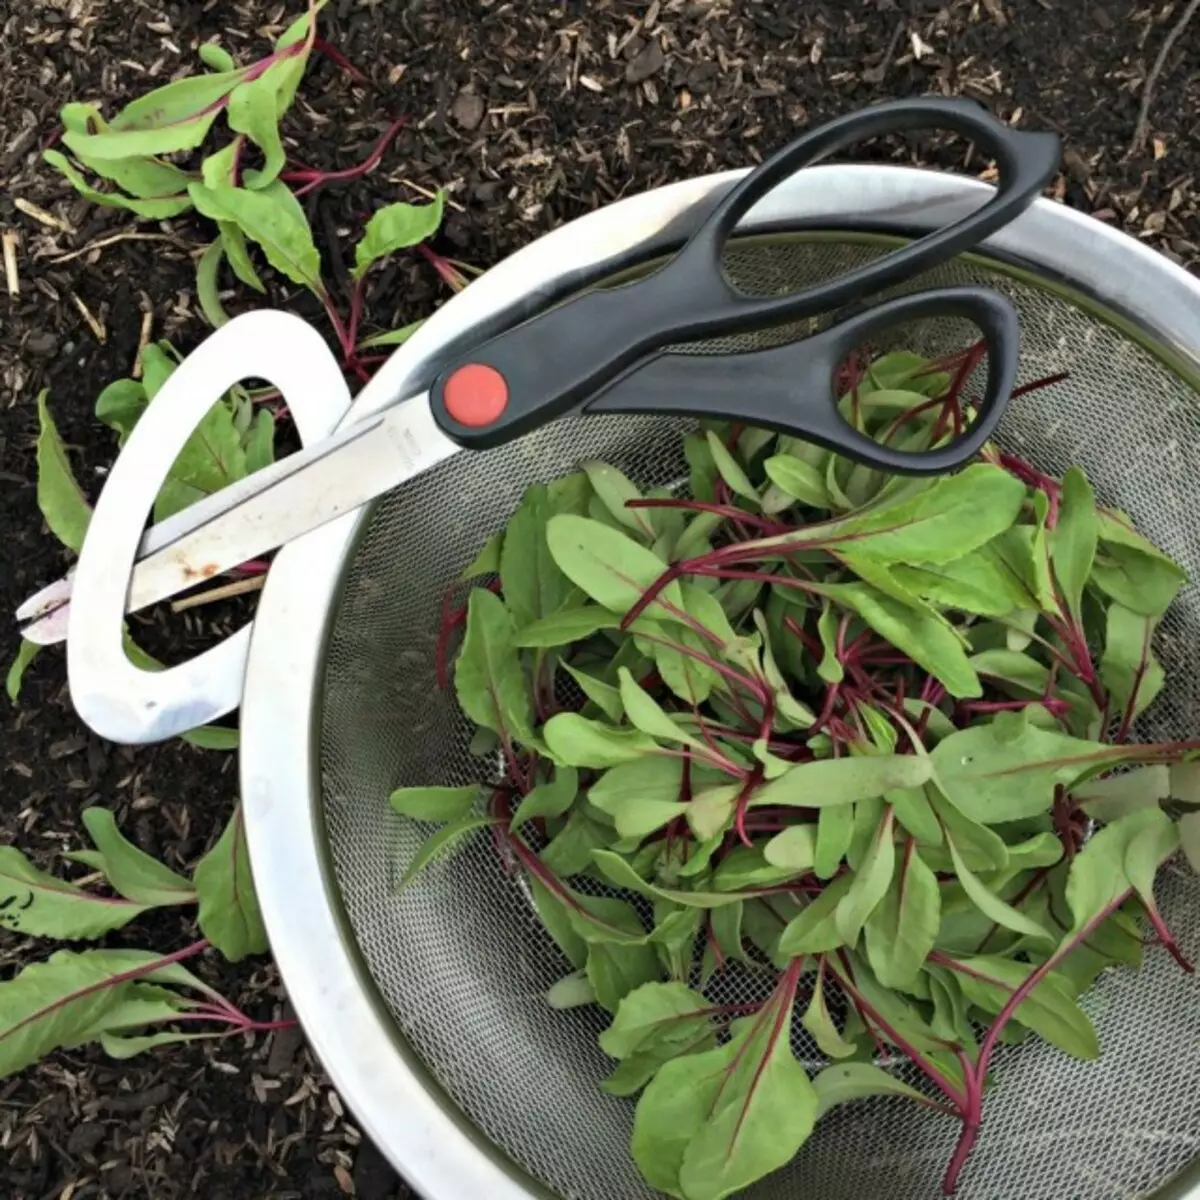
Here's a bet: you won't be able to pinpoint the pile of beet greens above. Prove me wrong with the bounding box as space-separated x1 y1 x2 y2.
390 345 1199 1200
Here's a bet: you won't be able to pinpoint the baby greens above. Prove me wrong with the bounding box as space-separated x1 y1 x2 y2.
390 345 1199 1198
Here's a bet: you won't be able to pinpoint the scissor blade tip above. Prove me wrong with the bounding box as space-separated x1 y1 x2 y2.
15 577 74 622
16 616 69 647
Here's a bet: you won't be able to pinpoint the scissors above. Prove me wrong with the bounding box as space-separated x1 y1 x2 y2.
17 97 1060 647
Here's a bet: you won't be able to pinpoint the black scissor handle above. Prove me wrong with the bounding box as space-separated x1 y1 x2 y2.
428 97 1059 451
583 286 1019 475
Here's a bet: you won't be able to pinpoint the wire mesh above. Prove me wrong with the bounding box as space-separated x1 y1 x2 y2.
319 237 1200 1200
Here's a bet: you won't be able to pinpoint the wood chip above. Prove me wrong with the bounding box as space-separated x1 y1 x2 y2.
2 230 19 298
14 197 74 234
133 308 153 378
334 1163 355 1195
70 292 107 343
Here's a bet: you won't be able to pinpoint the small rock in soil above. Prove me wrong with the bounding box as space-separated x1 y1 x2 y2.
450 90 485 131
626 39 665 84
102 1082 173 1114
66 1122 106 1156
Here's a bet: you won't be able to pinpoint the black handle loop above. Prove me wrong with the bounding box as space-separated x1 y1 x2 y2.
665 96 1060 336
428 97 1059 452
583 286 1019 475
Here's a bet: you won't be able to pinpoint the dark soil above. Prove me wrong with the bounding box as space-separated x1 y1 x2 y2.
1 1 1197 1198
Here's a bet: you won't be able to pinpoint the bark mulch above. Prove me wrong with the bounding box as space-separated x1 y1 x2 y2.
1 1 1197 1197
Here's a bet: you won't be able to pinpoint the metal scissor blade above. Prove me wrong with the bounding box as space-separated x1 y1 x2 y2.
17 391 459 646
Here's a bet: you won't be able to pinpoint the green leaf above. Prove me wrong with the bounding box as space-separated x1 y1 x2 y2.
530 878 587 969
199 42 237 72
188 181 323 291
890 546 1033 617
196 238 230 328
944 832 1054 943
43 150 192 220
952 956 1099 1059
599 981 714 1058
589 758 688 840
63 108 222 160
633 985 817 1200
816 600 844 684
617 668 702 749
1063 809 1163 931
36 390 90 551
6 640 41 704
0 949 199 1078
510 767 579 830
193 807 268 963
801 960 857 1059
836 808 896 945
0 847 148 939
599 981 717 1096
582 460 657 540
813 804 854 879
763 455 829 508
762 825 818 871
453 588 534 744
825 581 981 699
542 713 655 768
705 430 759 503
541 809 613 877
586 940 662 1015
461 530 502 580
227 74 287 187
399 814 502 889
863 841 940 989
545 515 684 620
95 378 148 444
823 464 1025 566
931 721 1108 824
1100 604 1164 726
777 875 855 956
100 1029 221 1059
108 67 248 131
752 754 933 809
179 724 240 751
1123 807 1179 920
242 409 276 474
686 784 740 841
1050 467 1097 623
1075 765 1169 824
1180 812 1200 875
1091 510 1186 617
562 662 624 723
545 969 595 1010
513 606 619 647
153 395 247 522
353 195 445 280
592 851 744 909
220 221 265 291
358 320 425 350
389 784 481 822
77 809 194 907
812 1062 930 1120
968 648 1050 696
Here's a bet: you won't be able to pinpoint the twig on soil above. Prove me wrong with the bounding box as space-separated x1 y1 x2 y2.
70 292 106 343
2 230 19 298
1129 0 1200 154
133 309 154 379
171 575 267 613
399 178 466 212
14 197 74 234
48 231 183 266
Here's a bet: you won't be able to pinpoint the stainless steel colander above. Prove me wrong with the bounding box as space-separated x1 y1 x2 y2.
123 164 1200 1199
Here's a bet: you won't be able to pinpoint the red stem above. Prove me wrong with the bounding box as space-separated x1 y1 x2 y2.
283 117 407 197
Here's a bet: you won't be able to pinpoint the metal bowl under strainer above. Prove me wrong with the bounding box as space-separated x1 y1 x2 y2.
237 165 1200 1200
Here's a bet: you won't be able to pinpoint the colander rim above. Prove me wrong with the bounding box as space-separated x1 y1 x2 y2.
239 161 1200 1200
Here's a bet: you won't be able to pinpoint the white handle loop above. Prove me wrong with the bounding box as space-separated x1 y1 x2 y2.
67 310 352 744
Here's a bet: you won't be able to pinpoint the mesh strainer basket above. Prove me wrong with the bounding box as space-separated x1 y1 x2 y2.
234 164 1200 1200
